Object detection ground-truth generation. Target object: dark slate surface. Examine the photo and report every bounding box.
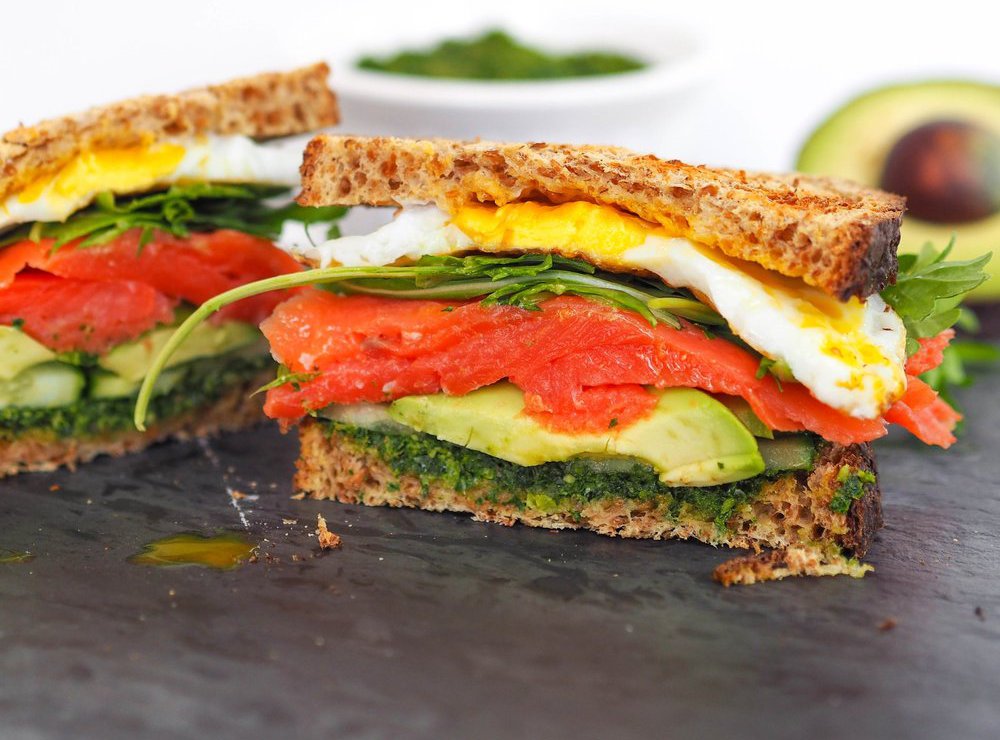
[1,378,998,740]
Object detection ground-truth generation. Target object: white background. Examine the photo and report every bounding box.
[1,0,997,170]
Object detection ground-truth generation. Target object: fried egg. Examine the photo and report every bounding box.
[0,135,302,232]
[294,201,907,420]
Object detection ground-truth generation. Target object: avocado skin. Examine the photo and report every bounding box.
[0,353,269,441]
[796,80,1000,300]
[323,420,790,532]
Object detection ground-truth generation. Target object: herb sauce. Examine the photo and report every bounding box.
[357,30,645,81]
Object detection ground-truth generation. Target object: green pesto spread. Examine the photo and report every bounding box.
[323,420,790,532]
[0,353,268,440]
[828,465,877,514]
[357,30,645,81]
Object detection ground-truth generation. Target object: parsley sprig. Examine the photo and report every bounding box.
[0,184,348,250]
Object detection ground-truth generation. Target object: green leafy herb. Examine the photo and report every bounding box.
[921,334,1000,427]
[754,356,786,389]
[0,183,347,250]
[755,357,775,381]
[339,253,725,329]
[880,240,991,355]
[251,365,320,397]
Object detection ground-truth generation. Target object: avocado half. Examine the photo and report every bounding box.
[796,80,1000,300]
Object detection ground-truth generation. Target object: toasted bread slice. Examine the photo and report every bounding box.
[298,135,904,300]
[0,370,270,478]
[0,62,339,203]
[294,419,883,584]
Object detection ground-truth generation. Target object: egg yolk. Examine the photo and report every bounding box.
[450,201,655,260]
[17,143,187,206]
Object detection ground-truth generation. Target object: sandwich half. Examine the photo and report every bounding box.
[137,136,987,583]
[0,64,343,476]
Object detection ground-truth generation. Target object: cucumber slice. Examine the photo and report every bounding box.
[716,395,774,439]
[758,435,817,472]
[0,362,85,409]
[90,367,185,400]
[0,326,57,381]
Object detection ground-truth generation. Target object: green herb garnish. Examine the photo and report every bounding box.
[251,365,320,397]
[919,306,1000,427]
[0,184,347,250]
[357,29,645,81]
[340,254,723,329]
[880,240,991,355]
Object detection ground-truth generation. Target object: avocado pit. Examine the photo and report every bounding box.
[880,120,1000,224]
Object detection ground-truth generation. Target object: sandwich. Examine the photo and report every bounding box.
[136,136,988,584]
[0,64,344,476]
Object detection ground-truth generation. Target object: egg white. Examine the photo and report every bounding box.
[292,205,907,420]
[0,135,302,232]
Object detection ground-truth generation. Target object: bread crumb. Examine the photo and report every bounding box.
[316,514,342,550]
[49,484,60,491]
[230,490,247,500]
[282,518,298,525]
[879,618,897,631]
[290,492,306,500]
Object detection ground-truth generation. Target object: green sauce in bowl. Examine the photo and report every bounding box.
[357,30,646,81]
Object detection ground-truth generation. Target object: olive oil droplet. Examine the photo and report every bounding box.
[128,533,256,570]
[0,548,33,564]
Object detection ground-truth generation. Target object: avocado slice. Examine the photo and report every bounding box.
[99,320,260,383]
[388,383,765,486]
[0,326,57,381]
[796,80,1000,300]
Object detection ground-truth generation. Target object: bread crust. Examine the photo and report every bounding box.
[0,371,269,477]
[298,136,904,300]
[0,63,339,202]
[293,420,882,580]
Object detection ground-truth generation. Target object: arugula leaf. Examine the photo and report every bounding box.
[251,365,320,397]
[0,183,348,250]
[880,240,991,355]
[339,254,724,329]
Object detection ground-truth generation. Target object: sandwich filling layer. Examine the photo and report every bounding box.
[0,170,345,442]
[136,196,973,495]
[295,203,906,419]
[0,135,303,232]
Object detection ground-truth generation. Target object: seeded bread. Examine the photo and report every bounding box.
[298,135,904,300]
[0,63,339,203]
[294,419,883,584]
[0,371,270,478]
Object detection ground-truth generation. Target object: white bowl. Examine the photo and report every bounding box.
[328,20,714,153]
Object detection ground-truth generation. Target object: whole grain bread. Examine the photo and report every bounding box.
[298,136,905,300]
[294,420,882,584]
[0,63,339,203]
[0,371,269,477]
